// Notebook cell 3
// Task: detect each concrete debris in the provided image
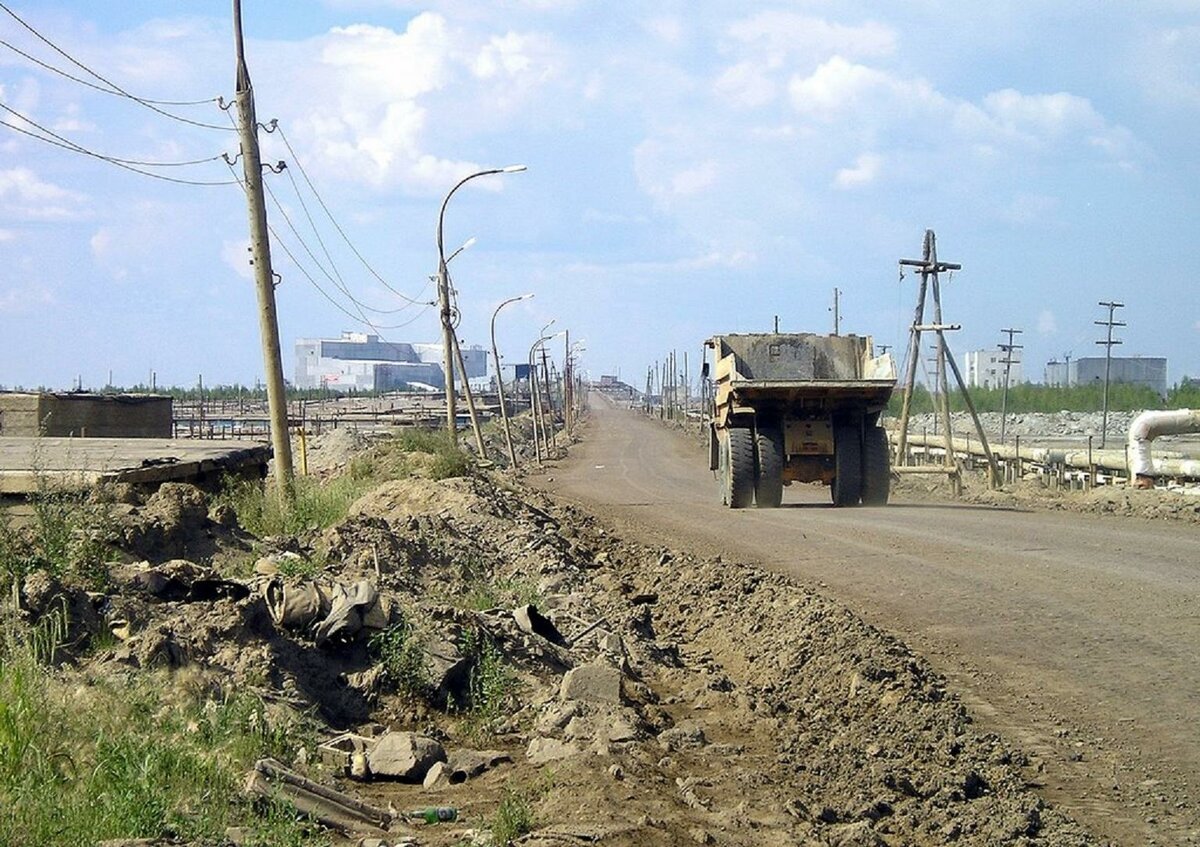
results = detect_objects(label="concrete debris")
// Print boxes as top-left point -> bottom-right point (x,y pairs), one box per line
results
365,731 -> 447,781
243,757 -> 392,833
526,736 -> 581,764
560,663 -> 622,704
445,748 -> 513,783
658,720 -> 708,751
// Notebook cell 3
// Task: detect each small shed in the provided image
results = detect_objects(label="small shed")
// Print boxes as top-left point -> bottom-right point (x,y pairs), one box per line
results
0,392 -> 173,438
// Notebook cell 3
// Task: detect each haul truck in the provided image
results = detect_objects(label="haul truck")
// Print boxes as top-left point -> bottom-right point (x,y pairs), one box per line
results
705,333 -> 897,508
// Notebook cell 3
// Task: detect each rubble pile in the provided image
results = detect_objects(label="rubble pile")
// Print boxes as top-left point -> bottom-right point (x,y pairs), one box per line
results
10,427 -> 1101,845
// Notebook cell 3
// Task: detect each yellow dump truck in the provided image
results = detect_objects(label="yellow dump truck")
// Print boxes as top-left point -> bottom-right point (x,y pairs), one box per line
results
705,333 -> 896,508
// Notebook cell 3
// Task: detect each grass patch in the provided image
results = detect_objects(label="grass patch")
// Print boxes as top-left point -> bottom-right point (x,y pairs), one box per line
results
388,429 -> 472,480
0,480 -> 116,596
0,609 -> 324,846
369,613 -> 429,697
216,473 -> 375,538
490,785 -> 536,845
456,627 -> 518,744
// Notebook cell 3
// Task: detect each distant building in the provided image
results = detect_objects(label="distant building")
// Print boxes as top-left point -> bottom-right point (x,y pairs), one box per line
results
294,332 -> 487,392
1044,356 -> 1167,397
965,348 -> 1022,390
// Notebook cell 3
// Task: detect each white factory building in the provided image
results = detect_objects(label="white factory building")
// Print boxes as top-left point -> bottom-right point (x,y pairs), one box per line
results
965,348 -> 1023,390
294,332 -> 487,393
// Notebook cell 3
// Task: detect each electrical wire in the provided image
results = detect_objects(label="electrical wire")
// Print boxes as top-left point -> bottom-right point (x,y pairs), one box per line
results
0,103 -> 239,185
0,36 -> 218,106
279,162 -> 418,316
275,124 -> 431,306
0,2 -> 234,131
224,159 -> 433,334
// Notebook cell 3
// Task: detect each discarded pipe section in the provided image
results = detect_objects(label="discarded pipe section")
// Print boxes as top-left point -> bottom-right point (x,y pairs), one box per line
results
1128,409 -> 1200,487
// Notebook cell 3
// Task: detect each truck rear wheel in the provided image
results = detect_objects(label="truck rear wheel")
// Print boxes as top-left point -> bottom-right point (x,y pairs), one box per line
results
727,427 -> 755,509
716,430 -> 729,505
754,427 -> 784,508
861,426 -> 891,505
831,425 -> 862,507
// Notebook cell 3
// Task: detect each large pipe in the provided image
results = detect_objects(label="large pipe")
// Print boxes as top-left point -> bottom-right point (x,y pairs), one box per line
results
902,432 -> 1200,479
1129,409 -> 1200,486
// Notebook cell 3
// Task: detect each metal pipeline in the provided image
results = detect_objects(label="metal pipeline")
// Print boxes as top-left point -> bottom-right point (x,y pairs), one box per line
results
901,432 -> 1200,479
1128,409 -> 1200,485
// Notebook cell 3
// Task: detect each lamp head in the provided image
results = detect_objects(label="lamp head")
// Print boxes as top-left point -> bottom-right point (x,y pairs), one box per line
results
501,164 -> 528,173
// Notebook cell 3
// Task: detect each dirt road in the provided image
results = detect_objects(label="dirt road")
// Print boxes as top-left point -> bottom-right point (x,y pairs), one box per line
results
536,397 -> 1200,846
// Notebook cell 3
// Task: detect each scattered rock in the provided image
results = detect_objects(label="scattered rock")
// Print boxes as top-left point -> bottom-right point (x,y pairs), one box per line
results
560,663 -> 622,705
366,732 -> 446,781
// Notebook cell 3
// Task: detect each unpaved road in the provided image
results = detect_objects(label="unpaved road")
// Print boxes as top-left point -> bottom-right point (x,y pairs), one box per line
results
535,397 -> 1200,846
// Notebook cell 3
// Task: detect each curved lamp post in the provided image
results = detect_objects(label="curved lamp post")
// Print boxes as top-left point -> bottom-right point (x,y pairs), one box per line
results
491,292 -> 533,468
436,165 -> 526,434
531,330 -> 566,462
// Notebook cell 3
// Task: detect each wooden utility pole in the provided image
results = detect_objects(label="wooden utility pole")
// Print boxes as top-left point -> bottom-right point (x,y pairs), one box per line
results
999,327 -> 1023,443
233,0 -> 293,498
1095,301 -> 1125,448
831,288 -> 841,335
896,230 -> 999,487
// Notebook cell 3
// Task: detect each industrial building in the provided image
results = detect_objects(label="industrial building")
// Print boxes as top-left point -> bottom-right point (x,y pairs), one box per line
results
0,392 -> 172,437
965,348 -> 1023,390
294,332 -> 488,393
1044,356 -> 1168,397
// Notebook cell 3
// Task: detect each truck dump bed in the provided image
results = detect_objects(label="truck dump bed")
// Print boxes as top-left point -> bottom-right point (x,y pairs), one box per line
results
710,333 -> 896,410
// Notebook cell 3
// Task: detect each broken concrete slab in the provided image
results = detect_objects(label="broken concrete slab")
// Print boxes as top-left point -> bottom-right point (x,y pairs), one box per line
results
445,749 -> 513,784
525,736 -> 580,764
317,732 -> 373,774
560,662 -> 622,705
366,731 -> 446,781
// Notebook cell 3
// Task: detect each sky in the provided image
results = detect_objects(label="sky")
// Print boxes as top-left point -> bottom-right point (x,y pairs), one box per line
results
1,1 -> 1198,392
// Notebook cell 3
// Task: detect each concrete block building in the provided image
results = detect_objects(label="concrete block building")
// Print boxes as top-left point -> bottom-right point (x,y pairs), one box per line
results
294,332 -> 487,393
1044,356 -> 1167,397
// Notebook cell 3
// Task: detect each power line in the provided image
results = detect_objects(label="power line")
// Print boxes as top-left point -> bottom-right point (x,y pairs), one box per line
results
225,159 -> 432,334
0,1 -> 234,131
0,103 -> 238,185
0,36 -> 217,106
275,124 -> 431,307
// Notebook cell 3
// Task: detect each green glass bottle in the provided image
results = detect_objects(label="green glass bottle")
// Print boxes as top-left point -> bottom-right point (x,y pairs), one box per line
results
407,806 -> 458,823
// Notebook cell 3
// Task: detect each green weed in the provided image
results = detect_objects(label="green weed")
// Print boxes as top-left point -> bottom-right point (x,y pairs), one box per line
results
456,627 -> 518,743
490,785 -> 536,845
0,481 -> 116,595
0,608 -> 321,846
369,614 -> 430,697
216,473 -> 374,538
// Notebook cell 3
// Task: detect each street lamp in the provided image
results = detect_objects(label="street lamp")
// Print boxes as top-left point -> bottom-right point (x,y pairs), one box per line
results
492,293 -> 534,468
530,330 -> 566,462
435,165 -> 527,434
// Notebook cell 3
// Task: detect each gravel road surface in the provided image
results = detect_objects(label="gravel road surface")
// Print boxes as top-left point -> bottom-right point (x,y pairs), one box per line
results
535,396 -> 1200,846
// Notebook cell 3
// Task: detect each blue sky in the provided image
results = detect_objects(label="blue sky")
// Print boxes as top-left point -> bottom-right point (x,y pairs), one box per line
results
1,1 -> 1198,391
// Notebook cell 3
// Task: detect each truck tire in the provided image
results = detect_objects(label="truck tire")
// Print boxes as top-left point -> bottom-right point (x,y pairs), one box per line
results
831,425 -> 862,507
861,426 -> 891,506
754,427 -> 784,508
728,427 -> 755,509
716,429 -> 730,505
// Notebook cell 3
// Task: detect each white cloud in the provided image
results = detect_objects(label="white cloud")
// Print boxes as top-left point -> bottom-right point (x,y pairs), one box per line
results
835,153 -> 882,188
0,229 -> 14,242
671,161 -> 718,196
714,61 -> 777,108
0,282 -> 55,314
789,57 -> 946,125
0,168 -> 87,220
1038,309 -> 1058,335
643,16 -> 684,46
726,13 -> 896,63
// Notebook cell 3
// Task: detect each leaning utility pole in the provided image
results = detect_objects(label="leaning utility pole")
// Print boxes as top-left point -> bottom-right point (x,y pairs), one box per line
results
1095,301 -> 1125,448
999,327 -> 1023,444
233,0 -> 293,498
831,288 -> 841,336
